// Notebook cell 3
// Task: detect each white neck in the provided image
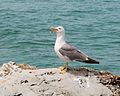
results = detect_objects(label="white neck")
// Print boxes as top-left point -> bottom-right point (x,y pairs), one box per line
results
55,32 -> 66,48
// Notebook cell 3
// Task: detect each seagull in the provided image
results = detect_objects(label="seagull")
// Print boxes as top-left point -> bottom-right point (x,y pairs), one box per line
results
51,26 -> 99,73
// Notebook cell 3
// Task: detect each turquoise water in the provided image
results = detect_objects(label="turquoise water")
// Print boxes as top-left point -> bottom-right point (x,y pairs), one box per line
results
0,0 -> 120,75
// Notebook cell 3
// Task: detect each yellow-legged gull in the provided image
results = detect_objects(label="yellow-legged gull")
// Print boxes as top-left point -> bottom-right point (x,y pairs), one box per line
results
51,26 -> 99,73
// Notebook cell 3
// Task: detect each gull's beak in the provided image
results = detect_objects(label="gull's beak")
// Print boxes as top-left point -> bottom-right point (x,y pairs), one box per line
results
51,27 -> 58,32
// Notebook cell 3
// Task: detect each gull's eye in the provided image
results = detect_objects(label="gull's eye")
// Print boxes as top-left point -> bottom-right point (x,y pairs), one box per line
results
58,28 -> 61,30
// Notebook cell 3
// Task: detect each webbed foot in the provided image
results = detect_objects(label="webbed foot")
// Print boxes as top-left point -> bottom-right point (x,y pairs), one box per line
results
59,63 -> 68,74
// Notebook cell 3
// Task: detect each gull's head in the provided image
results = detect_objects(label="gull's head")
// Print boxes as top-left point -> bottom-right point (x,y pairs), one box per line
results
51,26 -> 65,34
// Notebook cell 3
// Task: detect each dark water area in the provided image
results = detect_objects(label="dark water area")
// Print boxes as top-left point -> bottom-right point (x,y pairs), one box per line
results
0,0 -> 120,75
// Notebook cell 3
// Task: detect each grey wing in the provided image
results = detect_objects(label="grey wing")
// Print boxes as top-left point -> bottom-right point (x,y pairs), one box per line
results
59,44 -> 88,61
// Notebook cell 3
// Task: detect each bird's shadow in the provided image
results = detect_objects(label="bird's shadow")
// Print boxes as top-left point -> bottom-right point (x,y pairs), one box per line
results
67,67 -> 99,77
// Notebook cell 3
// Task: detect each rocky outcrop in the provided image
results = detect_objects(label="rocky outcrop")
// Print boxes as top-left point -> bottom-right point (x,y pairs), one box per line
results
0,61 -> 119,96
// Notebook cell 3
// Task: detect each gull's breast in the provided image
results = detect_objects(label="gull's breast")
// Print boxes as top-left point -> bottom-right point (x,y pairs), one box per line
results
54,44 -> 71,62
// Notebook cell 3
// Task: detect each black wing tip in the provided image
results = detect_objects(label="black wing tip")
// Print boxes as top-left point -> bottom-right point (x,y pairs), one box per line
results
83,57 -> 100,64
83,60 -> 100,64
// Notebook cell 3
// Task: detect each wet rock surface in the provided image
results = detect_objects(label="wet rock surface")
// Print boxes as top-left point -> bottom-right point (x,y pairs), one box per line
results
0,61 -> 119,96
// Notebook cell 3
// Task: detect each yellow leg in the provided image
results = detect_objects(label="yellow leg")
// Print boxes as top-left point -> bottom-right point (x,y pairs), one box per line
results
59,63 -> 68,74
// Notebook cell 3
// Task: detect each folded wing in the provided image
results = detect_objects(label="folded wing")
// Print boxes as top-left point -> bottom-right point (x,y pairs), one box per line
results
59,44 -> 99,64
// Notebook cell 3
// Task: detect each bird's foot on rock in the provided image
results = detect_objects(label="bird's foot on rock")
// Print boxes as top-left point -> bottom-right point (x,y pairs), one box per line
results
58,63 -> 68,74
59,67 -> 68,74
